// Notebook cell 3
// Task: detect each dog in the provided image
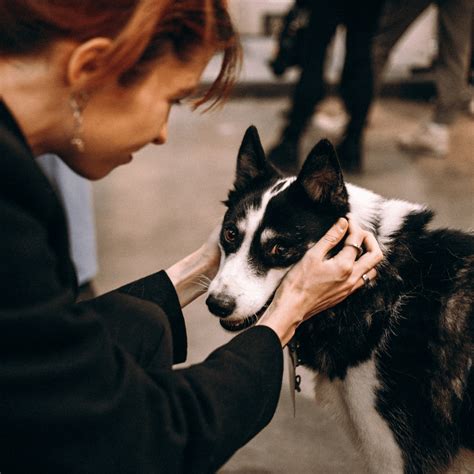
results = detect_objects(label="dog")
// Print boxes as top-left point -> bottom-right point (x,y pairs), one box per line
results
206,126 -> 474,473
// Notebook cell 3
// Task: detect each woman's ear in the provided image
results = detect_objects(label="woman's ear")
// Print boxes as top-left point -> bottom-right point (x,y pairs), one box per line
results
66,37 -> 113,88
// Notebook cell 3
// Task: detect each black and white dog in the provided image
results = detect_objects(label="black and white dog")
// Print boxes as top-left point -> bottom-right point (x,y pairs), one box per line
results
206,126 -> 474,473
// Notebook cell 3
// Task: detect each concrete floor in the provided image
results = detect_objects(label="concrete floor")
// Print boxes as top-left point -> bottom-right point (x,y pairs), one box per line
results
92,96 -> 473,473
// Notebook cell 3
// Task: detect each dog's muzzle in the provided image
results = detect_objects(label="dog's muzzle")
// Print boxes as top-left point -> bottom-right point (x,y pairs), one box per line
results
206,292 -> 275,332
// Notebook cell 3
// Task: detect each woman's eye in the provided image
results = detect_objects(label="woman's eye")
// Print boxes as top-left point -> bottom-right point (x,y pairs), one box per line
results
270,244 -> 287,256
223,227 -> 237,243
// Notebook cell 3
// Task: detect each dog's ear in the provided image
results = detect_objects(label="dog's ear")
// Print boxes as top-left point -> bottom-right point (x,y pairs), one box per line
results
296,139 -> 349,212
234,125 -> 268,190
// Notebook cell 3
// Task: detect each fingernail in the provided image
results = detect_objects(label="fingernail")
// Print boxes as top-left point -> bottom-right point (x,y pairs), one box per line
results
337,217 -> 348,231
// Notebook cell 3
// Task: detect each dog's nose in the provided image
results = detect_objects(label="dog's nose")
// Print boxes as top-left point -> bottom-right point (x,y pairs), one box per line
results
206,294 -> 236,317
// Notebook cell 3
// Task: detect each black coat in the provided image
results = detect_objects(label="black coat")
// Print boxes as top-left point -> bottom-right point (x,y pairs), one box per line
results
0,101 -> 283,474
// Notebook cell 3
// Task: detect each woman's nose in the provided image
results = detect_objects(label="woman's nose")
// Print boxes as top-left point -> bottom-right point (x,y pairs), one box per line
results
153,123 -> 168,145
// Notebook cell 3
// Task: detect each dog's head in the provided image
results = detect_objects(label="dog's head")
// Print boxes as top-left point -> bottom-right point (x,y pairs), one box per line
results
206,125 -> 350,331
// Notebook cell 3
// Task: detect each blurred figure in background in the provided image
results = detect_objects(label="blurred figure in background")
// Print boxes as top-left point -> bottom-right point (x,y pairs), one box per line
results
37,154 -> 98,300
268,0 -> 385,175
372,0 -> 473,156
268,0 -> 311,77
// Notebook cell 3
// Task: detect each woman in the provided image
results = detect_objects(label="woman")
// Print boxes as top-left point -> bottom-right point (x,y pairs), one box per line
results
0,1 -> 382,472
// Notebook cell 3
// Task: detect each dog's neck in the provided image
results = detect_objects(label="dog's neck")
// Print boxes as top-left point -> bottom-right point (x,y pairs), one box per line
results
345,183 -> 428,253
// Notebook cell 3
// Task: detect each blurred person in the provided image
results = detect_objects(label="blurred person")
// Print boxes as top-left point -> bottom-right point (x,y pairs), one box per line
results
37,154 -> 98,300
268,0 -> 311,77
0,1 -> 383,473
268,0 -> 385,175
372,0 -> 473,156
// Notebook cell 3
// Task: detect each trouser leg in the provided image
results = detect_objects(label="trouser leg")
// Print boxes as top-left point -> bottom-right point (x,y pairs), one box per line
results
434,0 -> 473,124
372,0 -> 432,93
340,0 -> 385,135
284,1 -> 340,140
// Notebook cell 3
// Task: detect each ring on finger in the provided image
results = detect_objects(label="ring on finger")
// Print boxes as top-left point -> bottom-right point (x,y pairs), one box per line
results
344,242 -> 363,258
361,273 -> 370,286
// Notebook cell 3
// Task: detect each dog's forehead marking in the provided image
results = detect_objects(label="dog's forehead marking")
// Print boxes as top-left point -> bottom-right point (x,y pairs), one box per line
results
236,177 -> 296,238
271,180 -> 287,194
236,220 -> 247,234
231,178 -> 295,265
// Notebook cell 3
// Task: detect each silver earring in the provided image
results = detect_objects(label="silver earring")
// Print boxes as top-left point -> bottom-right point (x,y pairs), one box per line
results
69,92 -> 88,152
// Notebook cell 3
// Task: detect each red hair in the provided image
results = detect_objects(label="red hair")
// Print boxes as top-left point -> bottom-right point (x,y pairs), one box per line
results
0,0 -> 241,108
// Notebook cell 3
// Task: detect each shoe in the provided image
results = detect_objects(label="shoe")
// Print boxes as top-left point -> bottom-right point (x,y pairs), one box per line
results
336,133 -> 363,174
312,111 -> 349,136
397,122 -> 449,156
268,138 -> 300,175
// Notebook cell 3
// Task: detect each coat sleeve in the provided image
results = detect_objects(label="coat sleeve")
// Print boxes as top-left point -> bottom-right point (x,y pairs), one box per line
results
80,271 -> 188,367
0,197 -> 284,474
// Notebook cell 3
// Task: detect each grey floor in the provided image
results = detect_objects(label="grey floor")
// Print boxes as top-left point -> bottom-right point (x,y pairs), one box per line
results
93,96 -> 473,473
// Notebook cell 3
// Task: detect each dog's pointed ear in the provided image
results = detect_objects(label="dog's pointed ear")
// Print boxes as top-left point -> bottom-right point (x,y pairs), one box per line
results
296,139 -> 349,211
234,125 -> 268,190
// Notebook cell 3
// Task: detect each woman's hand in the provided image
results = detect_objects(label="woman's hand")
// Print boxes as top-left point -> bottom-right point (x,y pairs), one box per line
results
166,226 -> 221,308
256,218 -> 383,346
196,225 -> 222,280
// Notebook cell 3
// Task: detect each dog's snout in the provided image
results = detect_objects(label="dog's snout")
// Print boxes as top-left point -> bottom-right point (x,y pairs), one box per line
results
206,294 -> 236,317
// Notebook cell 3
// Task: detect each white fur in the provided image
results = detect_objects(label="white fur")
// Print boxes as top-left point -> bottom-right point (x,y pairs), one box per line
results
346,183 -> 383,234
377,199 -> 426,249
344,359 -> 405,473
346,183 -> 426,253
315,359 -> 405,474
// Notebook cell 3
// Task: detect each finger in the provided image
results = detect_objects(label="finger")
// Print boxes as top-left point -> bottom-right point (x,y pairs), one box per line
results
338,242 -> 362,260
353,232 -> 383,274
209,224 -> 221,242
361,228 -> 381,255
311,218 -> 349,257
351,267 -> 378,291
346,218 -> 365,246
338,218 -> 366,259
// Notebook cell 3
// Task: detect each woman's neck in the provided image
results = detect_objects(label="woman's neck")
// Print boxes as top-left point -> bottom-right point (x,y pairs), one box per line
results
0,52 -> 71,156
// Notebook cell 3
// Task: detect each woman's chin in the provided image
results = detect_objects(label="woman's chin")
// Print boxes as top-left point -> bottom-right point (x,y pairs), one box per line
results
92,154 -> 134,179
116,153 -> 134,168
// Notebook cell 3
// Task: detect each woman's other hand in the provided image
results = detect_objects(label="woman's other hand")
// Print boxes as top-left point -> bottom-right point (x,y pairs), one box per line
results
257,218 -> 383,346
197,225 -> 222,280
166,225 -> 221,308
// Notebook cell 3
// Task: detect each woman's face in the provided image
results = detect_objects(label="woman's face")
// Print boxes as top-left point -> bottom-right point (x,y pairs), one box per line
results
64,48 -> 213,179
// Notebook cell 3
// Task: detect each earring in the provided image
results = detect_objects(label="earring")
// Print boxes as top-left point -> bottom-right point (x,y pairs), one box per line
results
69,92 -> 88,152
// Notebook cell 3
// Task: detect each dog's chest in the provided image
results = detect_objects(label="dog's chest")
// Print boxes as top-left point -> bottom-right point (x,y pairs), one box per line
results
313,358 -> 405,473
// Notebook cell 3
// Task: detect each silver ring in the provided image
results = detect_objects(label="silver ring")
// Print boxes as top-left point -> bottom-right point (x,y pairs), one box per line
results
344,242 -> 363,258
362,273 -> 370,286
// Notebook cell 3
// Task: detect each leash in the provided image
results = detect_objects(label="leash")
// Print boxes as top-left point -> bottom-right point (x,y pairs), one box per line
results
287,338 -> 302,417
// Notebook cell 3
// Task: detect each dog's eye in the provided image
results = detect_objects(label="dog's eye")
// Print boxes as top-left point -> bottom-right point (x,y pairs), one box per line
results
223,226 -> 238,243
270,244 -> 287,256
